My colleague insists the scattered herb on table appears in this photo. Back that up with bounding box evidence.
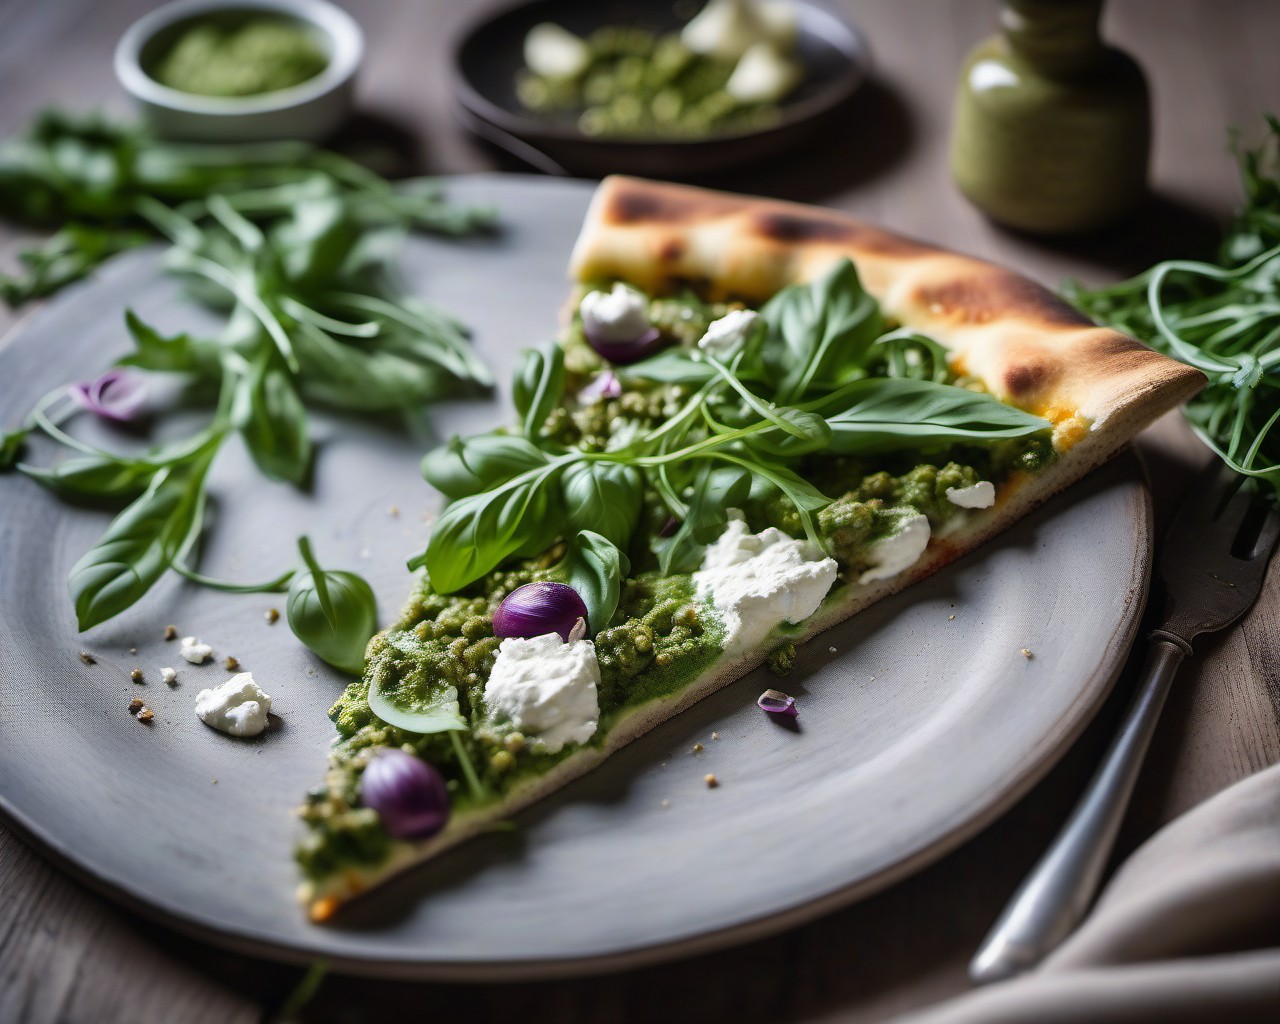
[0,111,498,666]
[1066,115,1280,501]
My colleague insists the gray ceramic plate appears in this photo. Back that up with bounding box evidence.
[0,176,1150,979]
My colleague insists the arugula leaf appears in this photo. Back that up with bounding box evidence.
[558,530,630,635]
[819,378,1051,454]
[415,460,569,593]
[19,453,157,503]
[1,428,29,470]
[738,407,833,458]
[232,356,312,485]
[512,343,566,442]
[560,461,643,550]
[119,309,220,377]
[67,446,216,631]
[421,434,549,500]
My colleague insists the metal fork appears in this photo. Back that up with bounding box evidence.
[970,461,1280,984]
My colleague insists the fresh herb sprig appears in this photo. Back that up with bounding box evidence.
[0,110,498,662]
[1066,116,1280,500]
[415,259,1052,625]
[0,110,497,304]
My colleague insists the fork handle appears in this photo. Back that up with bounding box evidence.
[969,638,1187,984]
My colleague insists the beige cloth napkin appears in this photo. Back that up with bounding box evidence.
[895,761,1280,1024]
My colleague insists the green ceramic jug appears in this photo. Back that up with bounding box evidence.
[949,0,1151,234]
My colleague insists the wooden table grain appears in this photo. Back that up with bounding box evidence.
[1,2,1277,1022]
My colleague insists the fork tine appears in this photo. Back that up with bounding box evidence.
[1250,507,1280,561]
[1217,471,1255,523]
[1169,461,1243,537]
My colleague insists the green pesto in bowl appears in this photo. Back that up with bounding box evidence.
[147,13,329,97]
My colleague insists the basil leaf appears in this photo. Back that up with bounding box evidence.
[20,454,158,502]
[560,460,643,550]
[761,258,884,402]
[232,358,312,485]
[1,428,29,470]
[512,343,565,441]
[287,536,378,675]
[558,530,630,635]
[622,348,716,385]
[421,434,548,500]
[416,461,567,593]
[68,449,214,631]
[368,658,467,735]
[820,378,1052,453]
[118,309,220,378]
[658,463,752,574]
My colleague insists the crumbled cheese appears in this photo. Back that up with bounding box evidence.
[698,309,760,356]
[859,508,931,584]
[195,672,272,737]
[484,633,600,753]
[682,0,796,61]
[579,282,651,342]
[726,42,800,104]
[160,666,178,685]
[694,515,838,654]
[524,22,591,78]
[179,636,213,664]
[945,480,996,509]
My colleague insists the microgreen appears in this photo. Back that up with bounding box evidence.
[415,258,1052,592]
[1066,116,1280,501]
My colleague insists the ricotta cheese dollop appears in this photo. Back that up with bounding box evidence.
[195,672,272,737]
[726,42,801,104]
[698,309,760,356]
[859,508,931,584]
[945,480,996,509]
[484,633,600,753]
[523,22,591,79]
[694,515,838,654]
[579,283,652,342]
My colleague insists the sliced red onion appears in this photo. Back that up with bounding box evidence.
[69,368,147,422]
[361,749,450,840]
[758,688,798,718]
[585,325,663,366]
[578,370,623,403]
[493,581,589,642]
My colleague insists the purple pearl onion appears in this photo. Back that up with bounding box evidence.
[493,581,589,642]
[361,749,451,840]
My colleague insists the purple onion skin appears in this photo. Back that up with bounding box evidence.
[758,690,798,718]
[585,325,664,366]
[361,749,450,840]
[493,581,589,641]
[69,368,147,422]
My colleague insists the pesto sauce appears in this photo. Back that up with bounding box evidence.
[151,17,329,98]
[296,285,1054,881]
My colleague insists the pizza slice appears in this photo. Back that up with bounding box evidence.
[296,176,1203,921]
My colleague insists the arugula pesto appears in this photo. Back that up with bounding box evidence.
[297,260,1056,883]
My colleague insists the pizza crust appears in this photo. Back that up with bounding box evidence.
[301,177,1204,921]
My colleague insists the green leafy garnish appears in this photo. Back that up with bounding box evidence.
[1066,116,1280,500]
[415,258,1052,592]
[286,537,378,675]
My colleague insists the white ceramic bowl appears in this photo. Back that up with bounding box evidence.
[114,0,363,142]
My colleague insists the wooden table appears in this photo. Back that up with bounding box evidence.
[1,2,1277,1021]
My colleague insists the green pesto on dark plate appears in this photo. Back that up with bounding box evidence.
[150,15,329,98]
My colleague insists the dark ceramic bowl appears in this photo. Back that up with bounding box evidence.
[450,0,869,178]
